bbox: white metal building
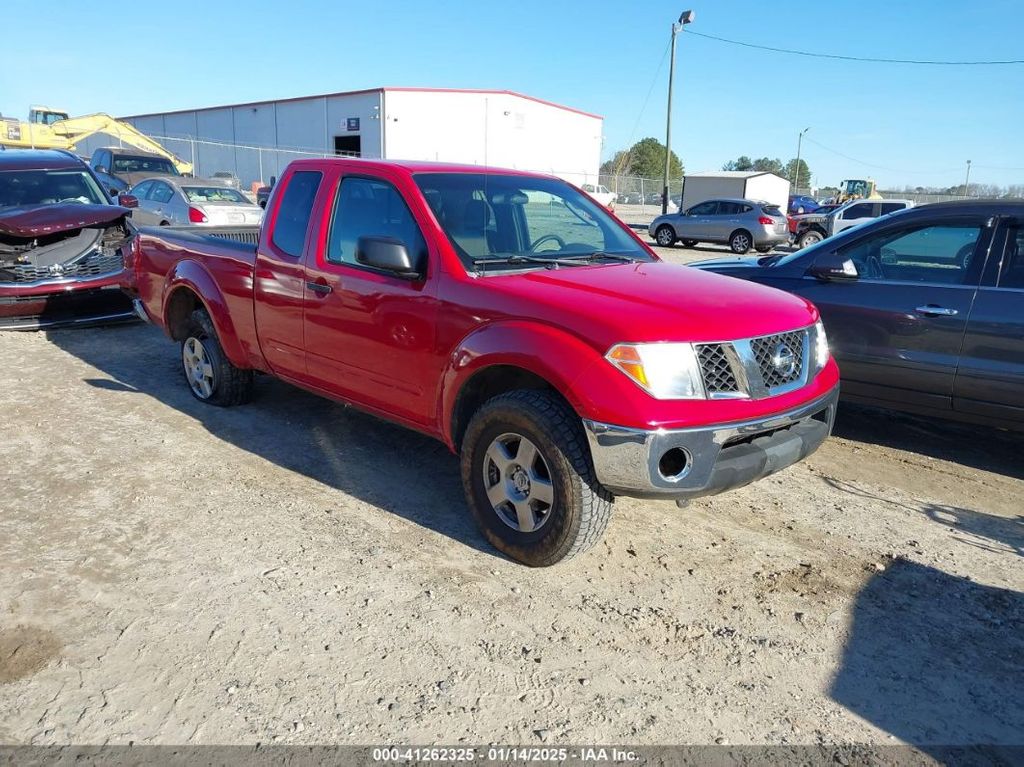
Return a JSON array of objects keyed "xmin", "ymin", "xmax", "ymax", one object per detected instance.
[
  {"xmin": 77, "ymin": 88, "xmax": 603, "ymax": 189},
  {"xmin": 681, "ymin": 171, "xmax": 790, "ymax": 212}
]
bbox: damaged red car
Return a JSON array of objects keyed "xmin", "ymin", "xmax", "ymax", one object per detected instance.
[{"xmin": 0, "ymin": 148, "xmax": 138, "ymax": 330}]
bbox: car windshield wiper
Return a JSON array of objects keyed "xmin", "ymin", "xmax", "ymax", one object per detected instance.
[
  {"xmin": 554, "ymin": 251, "xmax": 638, "ymax": 263},
  {"xmin": 471, "ymin": 254, "xmax": 590, "ymax": 272}
]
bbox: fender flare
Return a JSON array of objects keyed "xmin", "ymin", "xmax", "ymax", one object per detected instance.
[
  {"xmin": 161, "ymin": 259, "xmax": 248, "ymax": 367},
  {"xmin": 438, "ymin": 320, "xmax": 605, "ymax": 448}
]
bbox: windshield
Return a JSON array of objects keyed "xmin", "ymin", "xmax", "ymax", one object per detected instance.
[
  {"xmin": 413, "ymin": 172, "xmax": 653, "ymax": 270},
  {"xmin": 112, "ymin": 156, "xmax": 179, "ymax": 176},
  {"xmin": 0, "ymin": 169, "xmax": 107, "ymax": 209},
  {"xmin": 182, "ymin": 186, "xmax": 249, "ymax": 204}
]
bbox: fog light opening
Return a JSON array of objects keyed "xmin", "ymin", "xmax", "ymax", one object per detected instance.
[{"xmin": 658, "ymin": 447, "xmax": 690, "ymax": 480}]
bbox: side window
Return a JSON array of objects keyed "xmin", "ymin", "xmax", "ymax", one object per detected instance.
[
  {"xmin": 131, "ymin": 181, "xmax": 153, "ymax": 200},
  {"xmin": 839, "ymin": 221, "xmax": 983, "ymax": 284},
  {"xmin": 271, "ymin": 170, "xmax": 323, "ymax": 257},
  {"xmin": 582, "ymin": 184, "xmax": 595, "ymax": 193},
  {"xmin": 327, "ymin": 176, "xmax": 427, "ymax": 268},
  {"xmin": 92, "ymin": 150, "xmax": 107, "ymax": 170},
  {"xmin": 879, "ymin": 202, "xmax": 905, "ymax": 215},
  {"xmin": 689, "ymin": 201, "xmax": 717, "ymax": 215},
  {"xmin": 999, "ymin": 227, "xmax": 1024, "ymax": 289},
  {"xmin": 149, "ymin": 183, "xmax": 173, "ymax": 204},
  {"xmin": 718, "ymin": 202, "xmax": 740, "ymax": 215},
  {"xmin": 843, "ymin": 203, "xmax": 874, "ymax": 220}
]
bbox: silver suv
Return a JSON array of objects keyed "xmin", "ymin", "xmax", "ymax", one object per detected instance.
[{"xmin": 650, "ymin": 198, "xmax": 789, "ymax": 254}]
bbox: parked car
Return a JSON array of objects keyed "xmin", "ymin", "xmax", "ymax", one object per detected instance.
[
  {"xmin": 788, "ymin": 195, "xmax": 820, "ymax": 215},
  {"xmin": 211, "ymin": 171, "xmax": 241, "ymax": 190},
  {"xmin": 581, "ymin": 183, "xmax": 616, "ymax": 209},
  {"xmin": 256, "ymin": 176, "xmax": 276, "ymax": 209},
  {"xmin": 124, "ymin": 158, "xmax": 839, "ymax": 566},
  {"xmin": 650, "ymin": 198, "xmax": 789, "ymax": 254},
  {"xmin": 89, "ymin": 147, "xmax": 180, "ymax": 197},
  {"xmin": 691, "ymin": 200, "xmax": 1024, "ymax": 430},
  {"xmin": 130, "ymin": 177, "xmax": 263, "ymax": 227},
  {"xmin": 617, "ymin": 191, "xmax": 642, "ymax": 205},
  {"xmin": 793, "ymin": 199, "xmax": 914, "ymax": 249},
  {"xmin": 0, "ymin": 148, "xmax": 137, "ymax": 329},
  {"xmin": 787, "ymin": 203, "xmax": 841, "ymax": 236}
]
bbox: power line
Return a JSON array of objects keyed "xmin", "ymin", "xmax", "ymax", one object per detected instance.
[
  {"xmin": 803, "ymin": 136, "xmax": 962, "ymax": 175},
  {"xmin": 682, "ymin": 29, "xmax": 1024, "ymax": 66}
]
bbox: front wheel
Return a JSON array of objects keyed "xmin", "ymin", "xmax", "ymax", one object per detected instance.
[
  {"xmin": 755, "ymin": 245, "xmax": 773, "ymax": 254},
  {"xmin": 181, "ymin": 309, "xmax": 253, "ymax": 406},
  {"xmin": 654, "ymin": 225, "xmax": 676, "ymax": 247},
  {"xmin": 798, "ymin": 230, "xmax": 824, "ymax": 249},
  {"xmin": 681, "ymin": 239, "xmax": 698, "ymax": 248},
  {"xmin": 461, "ymin": 390, "xmax": 613, "ymax": 566},
  {"xmin": 729, "ymin": 230, "xmax": 752, "ymax": 254}
]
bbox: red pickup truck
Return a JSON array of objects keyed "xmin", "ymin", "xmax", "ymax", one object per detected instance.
[{"xmin": 126, "ymin": 158, "xmax": 839, "ymax": 566}]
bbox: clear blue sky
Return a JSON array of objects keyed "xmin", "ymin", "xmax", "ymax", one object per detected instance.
[{"xmin": 3, "ymin": 0, "xmax": 1021, "ymax": 189}]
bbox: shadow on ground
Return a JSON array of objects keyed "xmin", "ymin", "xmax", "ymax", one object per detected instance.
[
  {"xmin": 831, "ymin": 558, "xmax": 1024, "ymax": 751},
  {"xmin": 833, "ymin": 402, "xmax": 1024, "ymax": 481},
  {"xmin": 47, "ymin": 323, "xmax": 497, "ymax": 559},
  {"xmin": 823, "ymin": 475, "xmax": 1024, "ymax": 557}
]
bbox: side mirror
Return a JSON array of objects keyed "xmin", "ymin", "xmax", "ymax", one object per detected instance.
[
  {"xmin": 356, "ymin": 235, "xmax": 422, "ymax": 279},
  {"xmin": 269, "ymin": 176, "xmax": 277, "ymax": 188},
  {"xmin": 117, "ymin": 194, "xmax": 139, "ymax": 209},
  {"xmin": 808, "ymin": 252, "xmax": 859, "ymax": 282}
]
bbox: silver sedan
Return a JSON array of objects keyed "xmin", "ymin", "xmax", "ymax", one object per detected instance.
[
  {"xmin": 649, "ymin": 198, "xmax": 789, "ymax": 254},
  {"xmin": 129, "ymin": 176, "xmax": 263, "ymax": 227}
]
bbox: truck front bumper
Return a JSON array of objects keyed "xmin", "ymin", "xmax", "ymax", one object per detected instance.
[{"xmin": 582, "ymin": 386, "xmax": 839, "ymax": 500}]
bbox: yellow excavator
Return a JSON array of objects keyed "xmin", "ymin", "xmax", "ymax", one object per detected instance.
[
  {"xmin": 835, "ymin": 178, "xmax": 883, "ymax": 204},
  {"xmin": 0, "ymin": 106, "xmax": 193, "ymax": 174}
]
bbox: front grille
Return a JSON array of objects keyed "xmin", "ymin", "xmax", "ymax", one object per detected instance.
[
  {"xmin": 696, "ymin": 343, "xmax": 739, "ymax": 395},
  {"xmin": 751, "ymin": 330, "xmax": 806, "ymax": 390},
  {"xmin": 0, "ymin": 250, "xmax": 124, "ymax": 284}
]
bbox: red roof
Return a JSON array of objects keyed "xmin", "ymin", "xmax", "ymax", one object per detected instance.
[
  {"xmin": 121, "ymin": 87, "xmax": 601, "ymax": 121},
  {"xmin": 285, "ymin": 156, "xmax": 558, "ymax": 178}
]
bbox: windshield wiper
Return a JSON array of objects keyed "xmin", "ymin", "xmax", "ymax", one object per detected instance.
[
  {"xmin": 472, "ymin": 254, "xmax": 589, "ymax": 272},
  {"xmin": 554, "ymin": 251, "xmax": 637, "ymax": 263}
]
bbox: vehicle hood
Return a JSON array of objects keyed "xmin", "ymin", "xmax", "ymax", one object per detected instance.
[
  {"xmin": 122, "ymin": 171, "xmax": 178, "ymax": 187},
  {"xmin": 0, "ymin": 204, "xmax": 129, "ymax": 239},
  {"xmin": 477, "ymin": 261, "xmax": 817, "ymax": 349}
]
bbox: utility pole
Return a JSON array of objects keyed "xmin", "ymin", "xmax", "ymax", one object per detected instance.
[
  {"xmin": 793, "ymin": 127, "xmax": 810, "ymax": 190},
  {"xmin": 663, "ymin": 10, "xmax": 695, "ymax": 215},
  {"xmin": 963, "ymin": 160, "xmax": 972, "ymax": 197}
]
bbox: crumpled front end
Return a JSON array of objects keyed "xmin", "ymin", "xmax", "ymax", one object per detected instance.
[{"xmin": 0, "ymin": 209, "xmax": 135, "ymax": 330}]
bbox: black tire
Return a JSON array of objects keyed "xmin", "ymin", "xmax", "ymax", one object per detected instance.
[
  {"xmin": 460, "ymin": 390, "xmax": 613, "ymax": 566},
  {"xmin": 798, "ymin": 229, "xmax": 825, "ymax": 249},
  {"xmin": 654, "ymin": 225, "xmax": 676, "ymax": 247},
  {"xmin": 681, "ymin": 240, "xmax": 698, "ymax": 248},
  {"xmin": 729, "ymin": 230, "xmax": 753, "ymax": 254},
  {"xmin": 755, "ymin": 245, "xmax": 772, "ymax": 254},
  {"xmin": 181, "ymin": 309, "xmax": 253, "ymax": 406},
  {"xmin": 159, "ymin": 221, "xmax": 170, "ymax": 226}
]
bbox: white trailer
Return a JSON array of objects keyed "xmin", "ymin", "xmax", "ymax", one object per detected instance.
[{"xmin": 681, "ymin": 171, "xmax": 790, "ymax": 213}]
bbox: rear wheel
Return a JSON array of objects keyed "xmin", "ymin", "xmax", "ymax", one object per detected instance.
[
  {"xmin": 729, "ymin": 230, "xmax": 753, "ymax": 254},
  {"xmin": 681, "ymin": 239, "xmax": 698, "ymax": 248},
  {"xmin": 798, "ymin": 229, "xmax": 824, "ymax": 249},
  {"xmin": 461, "ymin": 390, "xmax": 613, "ymax": 566},
  {"xmin": 655, "ymin": 225, "xmax": 676, "ymax": 247},
  {"xmin": 755, "ymin": 245, "xmax": 773, "ymax": 254},
  {"xmin": 181, "ymin": 309, "xmax": 253, "ymax": 406}
]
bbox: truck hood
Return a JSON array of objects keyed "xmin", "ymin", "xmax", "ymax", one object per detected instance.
[
  {"xmin": 0, "ymin": 204, "xmax": 129, "ymax": 239},
  {"xmin": 478, "ymin": 261, "xmax": 818, "ymax": 349}
]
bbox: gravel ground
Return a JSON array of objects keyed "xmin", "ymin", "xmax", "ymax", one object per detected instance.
[{"xmin": 0, "ymin": 314, "xmax": 1022, "ymax": 748}]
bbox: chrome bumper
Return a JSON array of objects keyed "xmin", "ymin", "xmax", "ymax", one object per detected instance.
[{"xmin": 582, "ymin": 386, "xmax": 839, "ymax": 500}]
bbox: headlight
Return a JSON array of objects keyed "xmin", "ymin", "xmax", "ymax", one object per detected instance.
[
  {"xmin": 813, "ymin": 320, "xmax": 830, "ymax": 370},
  {"xmin": 606, "ymin": 343, "xmax": 705, "ymax": 399}
]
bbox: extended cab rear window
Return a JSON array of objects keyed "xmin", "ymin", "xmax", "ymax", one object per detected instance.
[{"xmin": 272, "ymin": 171, "xmax": 322, "ymax": 257}]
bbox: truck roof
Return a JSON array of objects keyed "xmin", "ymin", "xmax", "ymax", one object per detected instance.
[
  {"xmin": 286, "ymin": 156, "xmax": 559, "ymax": 180},
  {"xmin": 0, "ymin": 148, "xmax": 85, "ymax": 171}
]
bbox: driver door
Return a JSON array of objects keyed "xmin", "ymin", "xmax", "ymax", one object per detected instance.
[
  {"xmin": 681, "ymin": 200, "xmax": 718, "ymax": 240},
  {"xmin": 798, "ymin": 215, "xmax": 992, "ymax": 409}
]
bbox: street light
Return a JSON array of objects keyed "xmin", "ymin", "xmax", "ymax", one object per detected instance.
[
  {"xmin": 964, "ymin": 160, "xmax": 972, "ymax": 196},
  {"xmin": 663, "ymin": 9, "xmax": 695, "ymax": 215},
  {"xmin": 793, "ymin": 127, "xmax": 810, "ymax": 190}
]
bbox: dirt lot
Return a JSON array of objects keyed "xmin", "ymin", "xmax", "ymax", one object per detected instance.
[{"xmin": 1, "ymin": 304, "xmax": 1022, "ymax": 748}]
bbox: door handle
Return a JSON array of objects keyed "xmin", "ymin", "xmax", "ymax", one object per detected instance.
[
  {"xmin": 915, "ymin": 305, "xmax": 958, "ymax": 317},
  {"xmin": 306, "ymin": 281, "xmax": 332, "ymax": 295}
]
